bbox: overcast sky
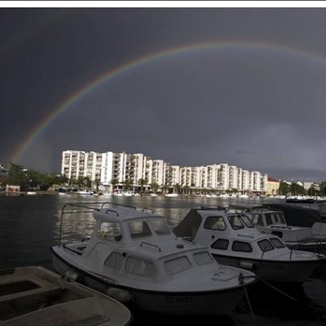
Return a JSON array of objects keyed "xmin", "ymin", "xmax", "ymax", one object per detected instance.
[{"xmin": 2, "ymin": 4, "xmax": 326, "ymax": 182}]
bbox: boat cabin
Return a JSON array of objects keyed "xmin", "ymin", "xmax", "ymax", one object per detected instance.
[
  {"xmin": 173, "ymin": 207, "xmax": 289, "ymax": 260},
  {"xmin": 246, "ymin": 207, "xmax": 314, "ymax": 242},
  {"xmin": 61, "ymin": 204, "xmax": 235, "ymax": 291}
]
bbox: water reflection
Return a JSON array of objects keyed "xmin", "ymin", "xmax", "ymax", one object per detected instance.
[{"xmin": 1, "ymin": 194, "xmax": 326, "ymax": 324}]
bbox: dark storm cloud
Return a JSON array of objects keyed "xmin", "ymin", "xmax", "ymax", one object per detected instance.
[{"xmin": 2, "ymin": 6, "xmax": 326, "ymax": 182}]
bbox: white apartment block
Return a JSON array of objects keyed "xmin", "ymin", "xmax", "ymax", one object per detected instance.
[
  {"xmin": 146, "ymin": 159, "xmax": 166, "ymax": 186},
  {"xmin": 101, "ymin": 151, "xmax": 114, "ymax": 185},
  {"xmin": 61, "ymin": 150, "xmax": 268, "ymax": 193},
  {"xmin": 62, "ymin": 150, "xmax": 102, "ymax": 181},
  {"xmin": 241, "ymin": 170, "xmax": 251, "ymax": 192},
  {"xmin": 165, "ymin": 165, "xmax": 181, "ymax": 186}
]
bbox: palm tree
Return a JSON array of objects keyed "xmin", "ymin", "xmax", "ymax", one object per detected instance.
[
  {"xmin": 182, "ymin": 185, "xmax": 191, "ymax": 195},
  {"xmin": 123, "ymin": 179, "xmax": 133, "ymax": 192},
  {"xmin": 174, "ymin": 183, "xmax": 181, "ymax": 195},
  {"xmin": 138, "ymin": 178, "xmax": 148, "ymax": 193},
  {"xmin": 110, "ymin": 178, "xmax": 119, "ymax": 193},
  {"xmin": 150, "ymin": 182, "xmax": 159, "ymax": 194},
  {"xmin": 94, "ymin": 178, "xmax": 101, "ymax": 193}
]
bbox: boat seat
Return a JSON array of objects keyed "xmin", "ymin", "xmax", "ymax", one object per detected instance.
[
  {"xmin": 1, "ymin": 296, "xmax": 113, "ymax": 326},
  {"xmin": 0, "ymin": 283, "xmax": 62, "ymax": 303}
]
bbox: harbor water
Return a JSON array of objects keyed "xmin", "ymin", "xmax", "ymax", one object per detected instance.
[{"xmin": 0, "ymin": 194, "xmax": 326, "ymax": 325}]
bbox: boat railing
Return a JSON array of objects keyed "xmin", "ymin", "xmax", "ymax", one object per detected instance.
[
  {"xmin": 104, "ymin": 208, "xmax": 120, "ymax": 216},
  {"xmin": 100, "ymin": 202, "xmax": 136, "ymax": 210},
  {"xmin": 140, "ymin": 241, "xmax": 162, "ymax": 252},
  {"xmin": 58, "ymin": 202, "xmax": 139, "ymax": 245},
  {"xmin": 270, "ymin": 225, "xmax": 292, "ymax": 230},
  {"xmin": 58, "ymin": 202, "xmax": 101, "ymax": 246}
]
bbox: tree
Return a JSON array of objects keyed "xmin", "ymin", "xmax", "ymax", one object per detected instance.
[
  {"xmin": 138, "ymin": 178, "xmax": 148, "ymax": 193},
  {"xmin": 174, "ymin": 183, "xmax": 181, "ymax": 194},
  {"xmin": 182, "ymin": 185, "xmax": 191, "ymax": 195},
  {"xmin": 8, "ymin": 162, "xmax": 29, "ymax": 190},
  {"xmin": 279, "ymin": 182, "xmax": 291, "ymax": 195},
  {"xmin": 76, "ymin": 176, "xmax": 91, "ymax": 190},
  {"xmin": 94, "ymin": 177, "xmax": 101, "ymax": 193},
  {"xmin": 123, "ymin": 179, "xmax": 133, "ymax": 191},
  {"xmin": 110, "ymin": 178, "xmax": 119, "ymax": 192},
  {"xmin": 290, "ymin": 182, "xmax": 305, "ymax": 196},
  {"xmin": 319, "ymin": 182, "xmax": 326, "ymax": 196},
  {"xmin": 150, "ymin": 182, "xmax": 159, "ymax": 193}
]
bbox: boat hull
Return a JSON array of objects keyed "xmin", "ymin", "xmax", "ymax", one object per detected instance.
[
  {"xmin": 52, "ymin": 248, "xmax": 250, "ymax": 316},
  {"xmin": 0, "ymin": 266, "xmax": 132, "ymax": 326},
  {"xmin": 212, "ymin": 254, "xmax": 320, "ymax": 283}
]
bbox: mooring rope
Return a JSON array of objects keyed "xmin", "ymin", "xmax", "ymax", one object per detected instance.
[
  {"xmin": 239, "ymin": 273, "xmax": 255, "ymax": 319},
  {"xmin": 239, "ymin": 273, "xmax": 326, "ymax": 322},
  {"xmin": 257, "ymin": 275, "xmax": 326, "ymax": 313}
]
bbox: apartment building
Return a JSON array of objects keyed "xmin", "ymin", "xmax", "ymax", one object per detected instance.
[
  {"xmin": 61, "ymin": 150, "xmax": 268, "ymax": 193},
  {"xmin": 147, "ymin": 159, "xmax": 166, "ymax": 186}
]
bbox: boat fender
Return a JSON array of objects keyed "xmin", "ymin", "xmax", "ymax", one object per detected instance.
[
  {"xmin": 239, "ymin": 261, "xmax": 254, "ymax": 270},
  {"xmin": 63, "ymin": 270, "xmax": 82, "ymax": 282},
  {"xmin": 107, "ymin": 287, "xmax": 133, "ymax": 303}
]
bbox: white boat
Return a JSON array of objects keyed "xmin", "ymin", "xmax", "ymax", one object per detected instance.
[
  {"xmin": 173, "ymin": 207, "xmax": 324, "ymax": 284},
  {"xmin": 0, "ymin": 266, "xmax": 132, "ymax": 326},
  {"xmin": 51, "ymin": 202, "xmax": 256, "ymax": 316},
  {"xmin": 112, "ymin": 191, "xmax": 134, "ymax": 197},
  {"xmin": 243, "ymin": 206, "xmax": 326, "ymax": 254},
  {"xmin": 77, "ymin": 190, "xmax": 94, "ymax": 196},
  {"xmin": 165, "ymin": 193, "xmax": 178, "ymax": 197}
]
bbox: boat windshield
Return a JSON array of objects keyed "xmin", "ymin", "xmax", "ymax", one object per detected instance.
[
  {"xmin": 269, "ymin": 237, "xmax": 285, "ymax": 248},
  {"xmin": 240, "ymin": 215, "xmax": 255, "ymax": 228},
  {"xmin": 228, "ymin": 214, "xmax": 255, "ymax": 230},
  {"xmin": 204, "ymin": 216, "xmax": 226, "ymax": 231},
  {"xmin": 257, "ymin": 239, "xmax": 274, "ymax": 252},
  {"xmin": 128, "ymin": 220, "xmax": 152, "ymax": 240},
  {"xmin": 267, "ymin": 212, "xmax": 286, "ymax": 224},
  {"xmin": 97, "ymin": 222, "xmax": 122, "ymax": 241},
  {"xmin": 148, "ymin": 218, "xmax": 171, "ymax": 235},
  {"xmin": 251, "ymin": 211, "xmax": 286, "ymax": 226}
]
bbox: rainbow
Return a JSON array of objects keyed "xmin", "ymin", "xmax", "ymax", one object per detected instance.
[{"xmin": 9, "ymin": 40, "xmax": 326, "ymax": 165}]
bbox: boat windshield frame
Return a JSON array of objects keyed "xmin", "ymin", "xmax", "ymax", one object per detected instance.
[{"xmin": 228, "ymin": 214, "xmax": 255, "ymax": 230}]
